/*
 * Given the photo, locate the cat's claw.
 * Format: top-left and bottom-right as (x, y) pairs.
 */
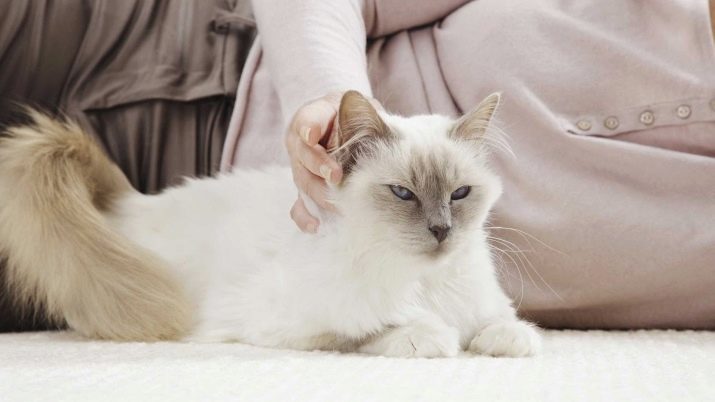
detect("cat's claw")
(469, 321), (541, 357)
(360, 324), (460, 358)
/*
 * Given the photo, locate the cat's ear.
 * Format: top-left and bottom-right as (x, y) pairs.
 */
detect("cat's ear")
(331, 90), (391, 174)
(450, 92), (501, 143)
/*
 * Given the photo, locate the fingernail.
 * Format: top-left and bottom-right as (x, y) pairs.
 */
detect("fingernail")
(306, 222), (318, 234)
(319, 165), (333, 183)
(300, 126), (311, 143)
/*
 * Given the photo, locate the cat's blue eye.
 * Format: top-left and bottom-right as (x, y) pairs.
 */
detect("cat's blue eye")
(450, 186), (471, 200)
(389, 185), (415, 201)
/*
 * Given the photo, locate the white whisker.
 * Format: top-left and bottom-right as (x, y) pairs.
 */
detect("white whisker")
(488, 242), (525, 309)
(486, 232), (565, 302)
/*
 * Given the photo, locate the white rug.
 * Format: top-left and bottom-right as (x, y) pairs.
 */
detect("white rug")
(1, 330), (713, 402)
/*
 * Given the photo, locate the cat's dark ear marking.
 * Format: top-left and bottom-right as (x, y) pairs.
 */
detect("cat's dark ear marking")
(451, 92), (501, 143)
(331, 90), (391, 174)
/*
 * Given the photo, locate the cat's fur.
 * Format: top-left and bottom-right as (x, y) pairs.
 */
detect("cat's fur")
(0, 92), (540, 357)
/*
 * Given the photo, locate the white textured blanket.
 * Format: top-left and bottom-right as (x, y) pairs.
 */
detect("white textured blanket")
(1, 330), (713, 402)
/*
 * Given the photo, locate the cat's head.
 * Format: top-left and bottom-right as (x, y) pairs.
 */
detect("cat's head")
(329, 91), (502, 260)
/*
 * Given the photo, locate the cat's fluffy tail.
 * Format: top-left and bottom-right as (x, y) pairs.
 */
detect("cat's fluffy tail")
(0, 110), (191, 340)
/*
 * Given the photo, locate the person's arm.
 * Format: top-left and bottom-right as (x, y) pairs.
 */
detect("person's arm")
(362, 0), (469, 38)
(252, 0), (370, 232)
(252, 0), (372, 123)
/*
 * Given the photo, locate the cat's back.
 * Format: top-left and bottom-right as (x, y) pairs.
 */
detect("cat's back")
(109, 165), (298, 273)
(209, 166), (303, 259)
(218, 166), (298, 227)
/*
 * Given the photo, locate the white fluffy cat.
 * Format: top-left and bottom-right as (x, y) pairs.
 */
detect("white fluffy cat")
(0, 91), (540, 357)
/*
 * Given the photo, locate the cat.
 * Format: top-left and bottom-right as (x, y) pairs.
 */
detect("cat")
(0, 91), (540, 357)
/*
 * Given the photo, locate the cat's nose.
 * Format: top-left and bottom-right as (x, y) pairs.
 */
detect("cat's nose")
(429, 225), (451, 243)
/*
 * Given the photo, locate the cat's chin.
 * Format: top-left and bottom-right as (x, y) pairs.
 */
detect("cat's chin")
(385, 243), (455, 273)
(420, 241), (458, 262)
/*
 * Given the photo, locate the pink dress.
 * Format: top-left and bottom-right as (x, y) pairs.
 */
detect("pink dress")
(222, 0), (715, 329)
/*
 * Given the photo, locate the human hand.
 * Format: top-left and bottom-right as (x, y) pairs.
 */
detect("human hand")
(285, 92), (382, 233)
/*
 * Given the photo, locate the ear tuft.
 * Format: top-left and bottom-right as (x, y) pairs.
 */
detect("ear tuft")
(332, 91), (391, 174)
(451, 92), (501, 142)
(336, 91), (389, 145)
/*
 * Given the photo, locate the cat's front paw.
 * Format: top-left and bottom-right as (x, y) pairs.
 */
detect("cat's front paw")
(360, 323), (460, 358)
(469, 321), (541, 357)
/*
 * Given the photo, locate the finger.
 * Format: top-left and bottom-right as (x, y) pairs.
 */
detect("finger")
(290, 198), (319, 233)
(292, 161), (338, 212)
(296, 142), (343, 185)
(290, 99), (338, 146)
